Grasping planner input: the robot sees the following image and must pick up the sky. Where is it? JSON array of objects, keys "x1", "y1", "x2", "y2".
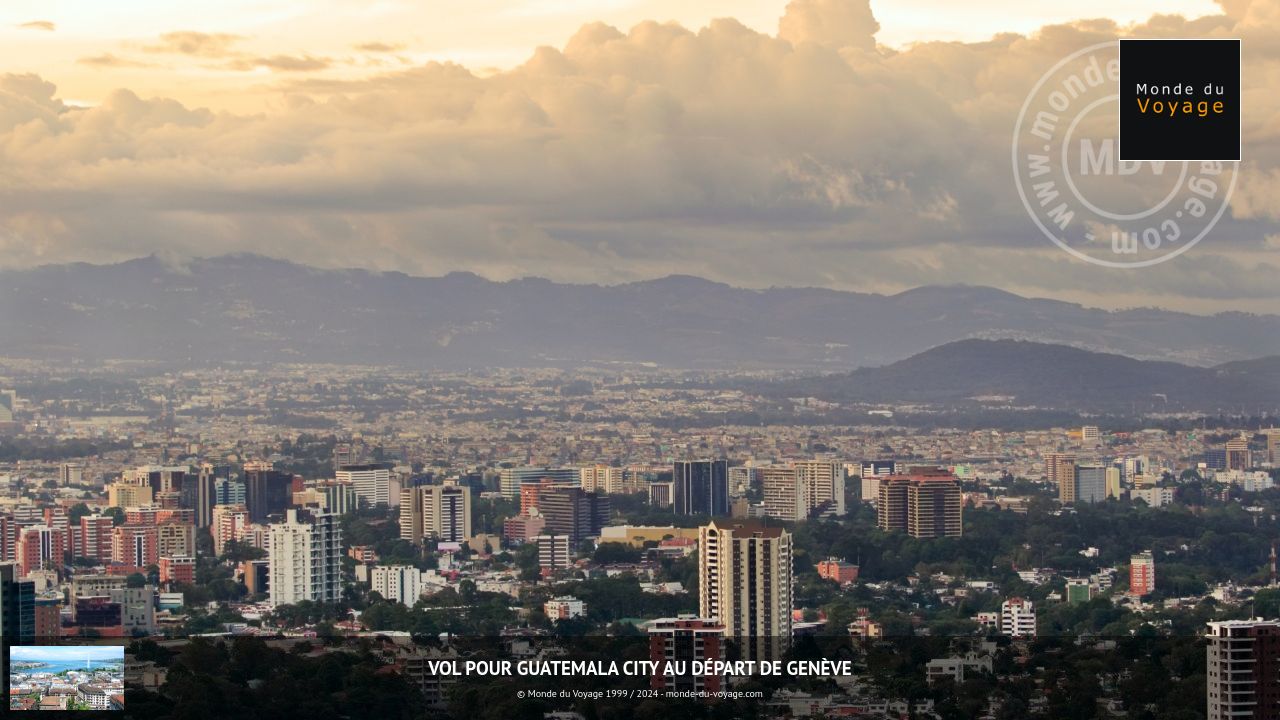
[
  {"x1": 1, "y1": 0, "x2": 1278, "y2": 314},
  {"x1": 11, "y1": 645, "x2": 124, "y2": 663}
]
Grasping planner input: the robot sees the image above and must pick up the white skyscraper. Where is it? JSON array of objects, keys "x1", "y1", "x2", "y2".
[{"x1": 268, "y1": 509, "x2": 343, "y2": 606}]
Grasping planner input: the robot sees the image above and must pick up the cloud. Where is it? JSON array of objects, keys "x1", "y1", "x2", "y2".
[
  {"x1": 354, "y1": 42, "x2": 406, "y2": 53},
  {"x1": 77, "y1": 54, "x2": 159, "y2": 69},
  {"x1": 18, "y1": 21, "x2": 55, "y2": 32},
  {"x1": 778, "y1": 0, "x2": 880, "y2": 50},
  {"x1": 1, "y1": 1, "x2": 1280, "y2": 313},
  {"x1": 144, "y1": 31, "x2": 243, "y2": 58},
  {"x1": 226, "y1": 55, "x2": 332, "y2": 72}
]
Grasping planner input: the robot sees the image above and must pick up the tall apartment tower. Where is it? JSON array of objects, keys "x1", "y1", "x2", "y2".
[
  {"x1": 698, "y1": 520, "x2": 793, "y2": 662},
  {"x1": 268, "y1": 509, "x2": 343, "y2": 606},
  {"x1": 877, "y1": 470, "x2": 963, "y2": 538},
  {"x1": 647, "y1": 616, "x2": 725, "y2": 693},
  {"x1": 401, "y1": 481, "x2": 473, "y2": 544},
  {"x1": 760, "y1": 461, "x2": 847, "y2": 520},
  {"x1": 539, "y1": 487, "x2": 610, "y2": 544},
  {"x1": 1206, "y1": 620, "x2": 1280, "y2": 720},
  {"x1": 1045, "y1": 453, "x2": 1078, "y2": 503},
  {"x1": 579, "y1": 465, "x2": 624, "y2": 494},
  {"x1": 674, "y1": 460, "x2": 729, "y2": 516},
  {"x1": 1130, "y1": 551, "x2": 1155, "y2": 597}
]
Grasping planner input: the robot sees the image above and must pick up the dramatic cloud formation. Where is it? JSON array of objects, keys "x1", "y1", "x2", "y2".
[{"x1": 0, "y1": 0, "x2": 1278, "y2": 313}]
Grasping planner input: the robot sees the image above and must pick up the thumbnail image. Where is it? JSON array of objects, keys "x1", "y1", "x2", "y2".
[{"x1": 8, "y1": 646, "x2": 124, "y2": 711}]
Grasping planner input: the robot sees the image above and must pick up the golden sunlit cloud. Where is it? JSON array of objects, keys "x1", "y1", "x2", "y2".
[{"x1": 17, "y1": 20, "x2": 55, "y2": 31}]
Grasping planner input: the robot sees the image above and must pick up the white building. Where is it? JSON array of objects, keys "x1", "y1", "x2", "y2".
[
  {"x1": 1206, "y1": 620, "x2": 1280, "y2": 720},
  {"x1": 1132, "y1": 487, "x2": 1175, "y2": 508},
  {"x1": 337, "y1": 463, "x2": 393, "y2": 508},
  {"x1": 543, "y1": 595, "x2": 586, "y2": 619},
  {"x1": 371, "y1": 565, "x2": 424, "y2": 606},
  {"x1": 1000, "y1": 597, "x2": 1036, "y2": 637},
  {"x1": 579, "y1": 466, "x2": 624, "y2": 494},
  {"x1": 268, "y1": 509, "x2": 343, "y2": 606}
]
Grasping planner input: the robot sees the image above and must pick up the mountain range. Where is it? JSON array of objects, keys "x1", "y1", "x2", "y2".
[
  {"x1": 774, "y1": 339, "x2": 1280, "y2": 413},
  {"x1": 1, "y1": 254, "x2": 1278, "y2": 370}
]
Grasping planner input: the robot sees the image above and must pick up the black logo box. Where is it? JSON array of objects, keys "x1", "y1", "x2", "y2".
[{"x1": 1119, "y1": 38, "x2": 1241, "y2": 161}]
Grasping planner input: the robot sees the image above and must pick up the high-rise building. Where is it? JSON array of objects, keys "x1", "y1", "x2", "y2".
[
  {"x1": 129, "y1": 465, "x2": 190, "y2": 497},
  {"x1": 371, "y1": 565, "x2": 424, "y2": 606},
  {"x1": 1206, "y1": 620, "x2": 1280, "y2": 720},
  {"x1": 159, "y1": 555, "x2": 196, "y2": 585},
  {"x1": 195, "y1": 463, "x2": 233, "y2": 529},
  {"x1": 295, "y1": 480, "x2": 356, "y2": 516},
  {"x1": 337, "y1": 463, "x2": 395, "y2": 508},
  {"x1": 107, "y1": 482, "x2": 153, "y2": 508},
  {"x1": 579, "y1": 465, "x2": 624, "y2": 494},
  {"x1": 1130, "y1": 551, "x2": 1155, "y2": 597},
  {"x1": 78, "y1": 515, "x2": 115, "y2": 563},
  {"x1": 647, "y1": 616, "x2": 725, "y2": 693},
  {"x1": 111, "y1": 524, "x2": 158, "y2": 569},
  {"x1": 540, "y1": 487, "x2": 610, "y2": 544},
  {"x1": 859, "y1": 460, "x2": 896, "y2": 504},
  {"x1": 401, "y1": 481, "x2": 473, "y2": 544},
  {"x1": 0, "y1": 562, "x2": 35, "y2": 643},
  {"x1": 1000, "y1": 597, "x2": 1036, "y2": 637},
  {"x1": 211, "y1": 504, "x2": 251, "y2": 556},
  {"x1": 244, "y1": 461, "x2": 294, "y2": 522},
  {"x1": 499, "y1": 467, "x2": 580, "y2": 500},
  {"x1": 215, "y1": 478, "x2": 247, "y2": 506},
  {"x1": 760, "y1": 466, "x2": 809, "y2": 521},
  {"x1": 536, "y1": 534, "x2": 572, "y2": 576},
  {"x1": 59, "y1": 463, "x2": 84, "y2": 487},
  {"x1": 760, "y1": 462, "x2": 847, "y2": 520},
  {"x1": 1105, "y1": 467, "x2": 1123, "y2": 499},
  {"x1": 156, "y1": 522, "x2": 195, "y2": 559},
  {"x1": 698, "y1": 520, "x2": 793, "y2": 662},
  {"x1": 1226, "y1": 436, "x2": 1251, "y2": 472},
  {"x1": 268, "y1": 509, "x2": 342, "y2": 606},
  {"x1": 876, "y1": 470, "x2": 963, "y2": 538},
  {"x1": 1266, "y1": 430, "x2": 1280, "y2": 465},
  {"x1": 1074, "y1": 464, "x2": 1108, "y2": 504},
  {"x1": 1045, "y1": 453, "x2": 1077, "y2": 503},
  {"x1": 674, "y1": 460, "x2": 729, "y2": 516},
  {"x1": 17, "y1": 525, "x2": 64, "y2": 576}
]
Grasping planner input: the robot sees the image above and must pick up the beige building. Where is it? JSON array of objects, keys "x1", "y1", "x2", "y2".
[
  {"x1": 400, "y1": 481, "x2": 472, "y2": 544},
  {"x1": 107, "y1": 482, "x2": 153, "y2": 508},
  {"x1": 698, "y1": 520, "x2": 793, "y2": 662}
]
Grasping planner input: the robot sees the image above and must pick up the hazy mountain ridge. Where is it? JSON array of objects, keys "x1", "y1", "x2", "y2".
[
  {"x1": 775, "y1": 339, "x2": 1280, "y2": 413},
  {"x1": 2, "y1": 254, "x2": 1278, "y2": 370}
]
